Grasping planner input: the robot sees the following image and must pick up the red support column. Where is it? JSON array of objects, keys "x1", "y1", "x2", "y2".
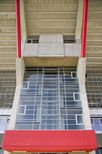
[
  {"x1": 15, "y1": 0, "x2": 21, "y2": 58},
  {"x1": 81, "y1": 0, "x2": 88, "y2": 57}
]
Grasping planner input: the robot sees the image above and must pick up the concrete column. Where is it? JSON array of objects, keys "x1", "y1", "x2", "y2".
[
  {"x1": 77, "y1": 57, "x2": 91, "y2": 129},
  {"x1": 8, "y1": 58, "x2": 25, "y2": 130},
  {"x1": 76, "y1": 0, "x2": 83, "y2": 43},
  {"x1": 16, "y1": 58, "x2": 25, "y2": 86}
]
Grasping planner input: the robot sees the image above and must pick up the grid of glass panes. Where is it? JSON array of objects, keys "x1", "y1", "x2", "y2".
[
  {"x1": 86, "y1": 68, "x2": 102, "y2": 107},
  {"x1": 91, "y1": 115, "x2": 102, "y2": 131},
  {"x1": 0, "y1": 71, "x2": 16, "y2": 109},
  {"x1": 16, "y1": 67, "x2": 84, "y2": 130}
]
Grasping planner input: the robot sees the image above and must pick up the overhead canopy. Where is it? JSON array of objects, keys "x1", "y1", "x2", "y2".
[{"x1": 2, "y1": 130, "x2": 97, "y2": 152}]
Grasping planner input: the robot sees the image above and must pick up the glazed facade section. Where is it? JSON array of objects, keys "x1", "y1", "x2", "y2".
[{"x1": 16, "y1": 67, "x2": 84, "y2": 130}]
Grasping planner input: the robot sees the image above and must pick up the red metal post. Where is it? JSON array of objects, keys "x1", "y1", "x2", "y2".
[
  {"x1": 15, "y1": 0, "x2": 21, "y2": 58},
  {"x1": 81, "y1": 0, "x2": 88, "y2": 57}
]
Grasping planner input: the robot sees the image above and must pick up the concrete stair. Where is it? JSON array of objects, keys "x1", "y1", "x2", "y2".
[
  {"x1": 86, "y1": 0, "x2": 102, "y2": 66},
  {"x1": 25, "y1": 0, "x2": 79, "y2": 35},
  {"x1": 0, "y1": 0, "x2": 16, "y2": 70}
]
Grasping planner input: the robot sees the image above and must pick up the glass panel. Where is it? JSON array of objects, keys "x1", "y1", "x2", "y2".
[
  {"x1": 91, "y1": 118, "x2": 93, "y2": 124},
  {"x1": 91, "y1": 117, "x2": 102, "y2": 131},
  {"x1": 15, "y1": 67, "x2": 83, "y2": 130},
  {"x1": 100, "y1": 118, "x2": 102, "y2": 124}
]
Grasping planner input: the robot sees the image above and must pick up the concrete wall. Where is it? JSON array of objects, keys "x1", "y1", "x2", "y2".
[
  {"x1": 77, "y1": 58, "x2": 91, "y2": 129},
  {"x1": 23, "y1": 34, "x2": 81, "y2": 57},
  {"x1": 77, "y1": 58, "x2": 96, "y2": 154},
  {"x1": 8, "y1": 58, "x2": 25, "y2": 129}
]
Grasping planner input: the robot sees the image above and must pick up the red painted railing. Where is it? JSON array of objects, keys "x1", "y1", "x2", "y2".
[
  {"x1": 81, "y1": 0, "x2": 88, "y2": 57},
  {"x1": 15, "y1": 0, "x2": 21, "y2": 58}
]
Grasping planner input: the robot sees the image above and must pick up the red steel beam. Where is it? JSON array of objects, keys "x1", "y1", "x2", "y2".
[
  {"x1": 15, "y1": 0, "x2": 21, "y2": 58},
  {"x1": 81, "y1": 0, "x2": 88, "y2": 57}
]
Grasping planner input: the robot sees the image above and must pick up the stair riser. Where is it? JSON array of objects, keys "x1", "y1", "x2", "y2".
[{"x1": 26, "y1": 0, "x2": 79, "y2": 4}]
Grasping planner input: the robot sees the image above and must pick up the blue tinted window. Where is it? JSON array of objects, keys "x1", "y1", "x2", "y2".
[{"x1": 16, "y1": 67, "x2": 83, "y2": 130}]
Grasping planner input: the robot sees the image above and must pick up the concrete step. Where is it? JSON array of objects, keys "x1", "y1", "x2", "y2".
[
  {"x1": 0, "y1": 52, "x2": 16, "y2": 58},
  {"x1": 89, "y1": 0, "x2": 102, "y2": 4},
  {"x1": 86, "y1": 46, "x2": 102, "y2": 52},
  {"x1": 88, "y1": 12, "x2": 102, "y2": 19},
  {"x1": 88, "y1": 5, "x2": 102, "y2": 12},
  {"x1": 0, "y1": 41, "x2": 16, "y2": 46},
  {"x1": 26, "y1": 0, "x2": 79, "y2": 4},
  {"x1": 26, "y1": 12, "x2": 77, "y2": 20},
  {"x1": 86, "y1": 52, "x2": 102, "y2": 57},
  {"x1": 87, "y1": 57, "x2": 102, "y2": 65},
  {"x1": 87, "y1": 34, "x2": 102, "y2": 40},
  {"x1": 0, "y1": 27, "x2": 16, "y2": 34},
  {"x1": 27, "y1": 27, "x2": 75, "y2": 35},
  {"x1": 86, "y1": 69, "x2": 102, "y2": 72},
  {"x1": 0, "y1": 35, "x2": 16, "y2": 40},
  {"x1": 0, "y1": 1, "x2": 16, "y2": 70},
  {"x1": 87, "y1": 28, "x2": 102, "y2": 33},
  {"x1": 26, "y1": 19, "x2": 76, "y2": 28},
  {"x1": 86, "y1": 40, "x2": 102, "y2": 46},
  {"x1": 0, "y1": 47, "x2": 16, "y2": 52},
  {"x1": 0, "y1": 58, "x2": 16, "y2": 64},
  {"x1": 0, "y1": 13, "x2": 15, "y2": 20},
  {"x1": 0, "y1": 64, "x2": 16, "y2": 70},
  {"x1": 0, "y1": 0, "x2": 15, "y2": 4},
  {"x1": 86, "y1": 0, "x2": 102, "y2": 68},
  {"x1": 0, "y1": 19, "x2": 16, "y2": 27},
  {"x1": 0, "y1": 4, "x2": 15, "y2": 12},
  {"x1": 25, "y1": 4, "x2": 78, "y2": 12},
  {"x1": 0, "y1": 5, "x2": 15, "y2": 12},
  {"x1": 88, "y1": 20, "x2": 102, "y2": 28},
  {"x1": 25, "y1": 0, "x2": 78, "y2": 36}
]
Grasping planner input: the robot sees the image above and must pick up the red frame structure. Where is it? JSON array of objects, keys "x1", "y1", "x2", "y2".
[
  {"x1": 81, "y1": 0, "x2": 88, "y2": 57},
  {"x1": 15, "y1": 0, "x2": 88, "y2": 58},
  {"x1": 15, "y1": 0, "x2": 21, "y2": 58},
  {"x1": 2, "y1": 130, "x2": 97, "y2": 152}
]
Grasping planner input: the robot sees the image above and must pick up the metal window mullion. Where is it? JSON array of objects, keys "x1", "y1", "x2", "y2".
[
  {"x1": 39, "y1": 68, "x2": 44, "y2": 129},
  {"x1": 4, "y1": 78, "x2": 9, "y2": 108},
  {"x1": 32, "y1": 68, "x2": 38, "y2": 130},
  {"x1": 58, "y1": 67, "x2": 61, "y2": 130},
  {"x1": 63, "y1": 68, "x2": 68, "y2": 129}
]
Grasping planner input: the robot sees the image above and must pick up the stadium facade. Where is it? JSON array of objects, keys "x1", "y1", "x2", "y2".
[{"x1": 0, "y1": 0, "x2": 102, "y2": 154}]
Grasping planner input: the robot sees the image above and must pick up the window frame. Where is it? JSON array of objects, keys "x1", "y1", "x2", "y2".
[
  {"x1": 71, "y1": 71, "x2": 77, "y2": 78},
  {"x1": 18, "y1": 105, "x2": 26, "y2": 115},
  {"x1": 73, "y1": 92, "x2": 80, "y2": 101},
  {"x1": 76, "y1": 114, "x2": 83, "y2": 125},
  {"x1": 22, "y1": 82, "x2": 29, "y2": 89}
]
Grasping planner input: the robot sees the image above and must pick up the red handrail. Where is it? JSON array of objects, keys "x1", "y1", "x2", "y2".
[
  {"x1": 81, "y1": 0, "x2": 88, "y2": 57},
  {"x1": 15, "y1": 0, "x2": 21, "y2": 58}
]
